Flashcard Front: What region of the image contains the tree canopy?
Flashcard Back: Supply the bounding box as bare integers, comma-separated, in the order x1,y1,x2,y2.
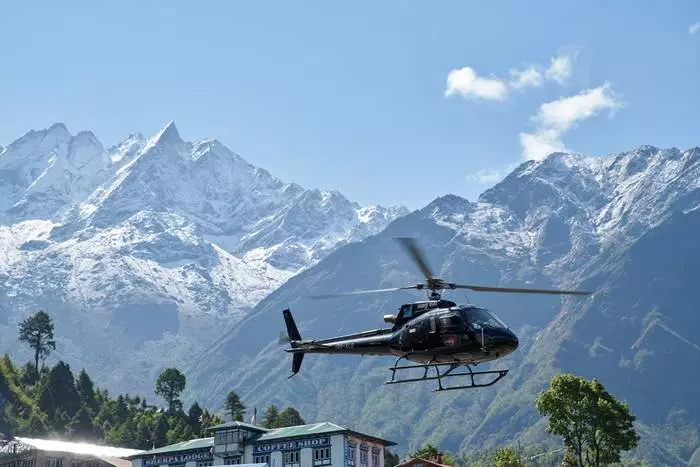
492,447,524,467
18,310,56,378
536,373,639,467
223,391,245,421
155,368,186,413
1,311,310,450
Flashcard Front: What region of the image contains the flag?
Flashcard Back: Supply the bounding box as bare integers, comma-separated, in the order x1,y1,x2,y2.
251,407,257,425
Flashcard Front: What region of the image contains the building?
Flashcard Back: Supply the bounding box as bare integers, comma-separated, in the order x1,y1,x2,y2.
0,436,144,467
127,422,395,467
393,456,451,467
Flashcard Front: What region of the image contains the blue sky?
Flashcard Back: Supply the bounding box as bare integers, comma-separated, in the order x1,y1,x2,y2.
1,1,698,210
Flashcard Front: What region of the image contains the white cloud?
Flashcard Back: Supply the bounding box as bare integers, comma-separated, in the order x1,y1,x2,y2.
519,129,567,161
545,53,576,84
690,22,700,34
446,50,578,105
519,83,624,161
508,65,543,90
466,163,520,184
466,169,505,183
445,66,509,101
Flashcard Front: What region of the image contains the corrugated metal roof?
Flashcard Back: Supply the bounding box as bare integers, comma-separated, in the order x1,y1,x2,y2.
13,437,144,458
130,421,396,458
130,438,214,457
208,421,268,432
254,423,395,445
256,423,346,441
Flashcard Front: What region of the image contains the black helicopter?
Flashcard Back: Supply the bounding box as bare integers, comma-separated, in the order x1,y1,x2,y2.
282,237,591,391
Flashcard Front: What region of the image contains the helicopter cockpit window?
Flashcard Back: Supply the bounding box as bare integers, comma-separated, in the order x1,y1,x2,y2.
461,307,507,330
398,304,412,320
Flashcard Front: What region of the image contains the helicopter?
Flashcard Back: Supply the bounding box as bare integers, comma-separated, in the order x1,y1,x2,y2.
281,237,591,391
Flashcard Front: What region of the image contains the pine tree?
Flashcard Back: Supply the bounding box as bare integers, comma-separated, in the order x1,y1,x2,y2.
275,407,305,427
66,407,96,441
260,405,280,428
155,368,186,413
75,369,99,413
188,402,204,435
223,391,245,421
18,311,56,377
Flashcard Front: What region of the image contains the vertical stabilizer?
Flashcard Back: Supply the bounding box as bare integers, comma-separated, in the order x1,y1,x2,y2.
282,309,304,377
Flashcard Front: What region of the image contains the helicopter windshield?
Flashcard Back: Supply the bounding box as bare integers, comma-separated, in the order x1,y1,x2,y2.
461,307,508,330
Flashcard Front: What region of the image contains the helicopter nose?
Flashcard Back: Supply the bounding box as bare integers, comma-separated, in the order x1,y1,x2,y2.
507,329,519,352
488,328,519,353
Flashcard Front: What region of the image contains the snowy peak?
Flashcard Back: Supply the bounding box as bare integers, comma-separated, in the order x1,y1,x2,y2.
481,145,698,216
465,144,700,277
67,122,408,272
108,133,146,168
151,120,183,146
0,121,408,276
0,123,112,221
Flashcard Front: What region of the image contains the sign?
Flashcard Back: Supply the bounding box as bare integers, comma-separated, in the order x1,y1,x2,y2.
143,450,212,466
254,436,331,453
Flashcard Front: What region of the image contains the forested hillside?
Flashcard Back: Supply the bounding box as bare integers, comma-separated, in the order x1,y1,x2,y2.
0,311,306,449
2,310,656,466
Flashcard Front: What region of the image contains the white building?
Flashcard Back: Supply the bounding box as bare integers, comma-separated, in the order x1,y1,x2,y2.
0,436,144,467
127,422,394,467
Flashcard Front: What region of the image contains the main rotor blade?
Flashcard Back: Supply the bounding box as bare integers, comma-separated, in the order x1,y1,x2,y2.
394,237,434,280
309,285,420,300
452,284,592,296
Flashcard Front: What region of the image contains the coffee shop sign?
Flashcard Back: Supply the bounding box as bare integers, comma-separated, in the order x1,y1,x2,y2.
143,450,212,466
254,436,331,453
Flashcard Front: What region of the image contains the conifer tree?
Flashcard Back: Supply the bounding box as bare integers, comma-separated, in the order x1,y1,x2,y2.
18,310,56,377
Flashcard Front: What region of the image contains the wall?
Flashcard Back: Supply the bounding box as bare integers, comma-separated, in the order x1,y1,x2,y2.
344,436,384,467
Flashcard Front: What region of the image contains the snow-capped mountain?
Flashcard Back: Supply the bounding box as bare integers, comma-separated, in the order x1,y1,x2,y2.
0,121,408,393
0,123,112,222
185,144,699,463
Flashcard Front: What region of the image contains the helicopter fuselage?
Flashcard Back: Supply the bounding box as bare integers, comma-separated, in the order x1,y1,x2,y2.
283,299,519,368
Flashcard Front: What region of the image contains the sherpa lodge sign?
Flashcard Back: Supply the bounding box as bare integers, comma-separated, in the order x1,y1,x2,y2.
144,450,212,466
253,436,331,453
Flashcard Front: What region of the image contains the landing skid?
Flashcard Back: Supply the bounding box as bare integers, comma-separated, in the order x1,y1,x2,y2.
386,356,509,392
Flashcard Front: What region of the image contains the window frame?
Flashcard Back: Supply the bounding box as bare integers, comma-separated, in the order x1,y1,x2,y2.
283,450,300,467
312,446,331,467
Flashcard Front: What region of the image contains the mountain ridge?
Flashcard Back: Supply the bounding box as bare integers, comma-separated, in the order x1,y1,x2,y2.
0,121,408,397
183,142,700,465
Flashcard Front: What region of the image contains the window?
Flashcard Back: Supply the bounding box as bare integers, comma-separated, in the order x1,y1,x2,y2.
347,444,356,467
197,462,213,467
254,455,270,465
359,449,368,467
371,451,379,467
399,305,412,320
283,451,300,467
462,307,507,330
313,447,331,466
224,458,241,465
46,458,62,467
216,429,245,445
